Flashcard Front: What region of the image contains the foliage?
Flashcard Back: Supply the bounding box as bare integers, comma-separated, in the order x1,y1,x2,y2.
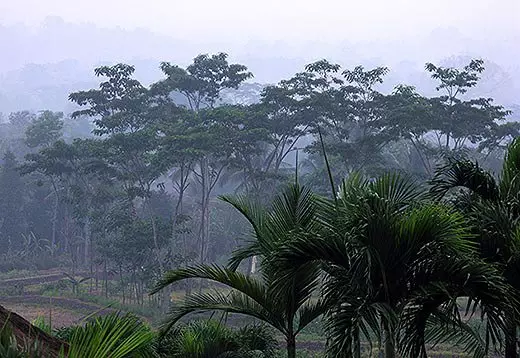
24,111,64,149
1,53,520,357
31,316,52,335
0,150,26,252
155,319,277,357
152,184,326,358
59,312,155,358
430,136,520,357
273,174,510,358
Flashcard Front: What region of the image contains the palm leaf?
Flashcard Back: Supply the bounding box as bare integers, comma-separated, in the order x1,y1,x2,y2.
160,290,286,337
66,312,154,358
430,159,499,201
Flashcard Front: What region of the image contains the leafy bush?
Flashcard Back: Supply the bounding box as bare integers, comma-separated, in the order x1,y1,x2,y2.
156,319,277,357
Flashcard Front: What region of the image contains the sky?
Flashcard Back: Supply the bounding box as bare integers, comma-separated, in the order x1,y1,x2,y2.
1,0,519,44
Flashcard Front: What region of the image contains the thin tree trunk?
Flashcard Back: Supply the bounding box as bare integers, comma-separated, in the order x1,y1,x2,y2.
119,265,125,304
104,260,108,298
63,203,70,254
199,157,209,265
384,325,396,358
51,186,58,256
286,334,296,358
505,313,517,358
172,168,188,299
149,202,169,311
95,264,98,293
89,257,93,294
197,158,211,293
83,215,91,267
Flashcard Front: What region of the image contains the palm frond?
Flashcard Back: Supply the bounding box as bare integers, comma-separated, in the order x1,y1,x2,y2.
430,159,499,201
160,290,285,336
151,265,268,306
219,194,265,240
295,299,329,334
66,312,154,358
369,172,423,208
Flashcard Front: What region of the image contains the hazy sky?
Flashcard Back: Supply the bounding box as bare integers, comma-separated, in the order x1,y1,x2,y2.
1,0,518,43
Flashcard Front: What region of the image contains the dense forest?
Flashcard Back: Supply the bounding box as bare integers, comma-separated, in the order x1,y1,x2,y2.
1,52,520,357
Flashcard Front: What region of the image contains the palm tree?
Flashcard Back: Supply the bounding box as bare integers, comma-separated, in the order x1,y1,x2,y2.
156,319,276,357
274,173,510,358
430,137,520,358
151,184,328,358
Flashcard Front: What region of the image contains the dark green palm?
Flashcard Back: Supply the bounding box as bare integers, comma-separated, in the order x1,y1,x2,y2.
431,137,520,357
274,173,508,358
152,184,326,358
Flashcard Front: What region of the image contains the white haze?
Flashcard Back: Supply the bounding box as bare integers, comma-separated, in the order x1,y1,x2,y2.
0,0,518,113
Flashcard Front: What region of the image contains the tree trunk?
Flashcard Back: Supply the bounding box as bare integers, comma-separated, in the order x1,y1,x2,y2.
83,215,91,267
51,189,58,256
197,158,211,293
505,313,517,358
104,260,108,298
63,203,70,254
286,334,296,358
384,326,396,358
119,265,125,304
199,157,210,265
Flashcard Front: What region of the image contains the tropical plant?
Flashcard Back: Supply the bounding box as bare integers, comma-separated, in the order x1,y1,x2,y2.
430,136,520,357
155,319,276,357
59,312,155,358
31,316,52,335
152,184,327,358
62,272,92,295
273,173,510,358
0,323,31,358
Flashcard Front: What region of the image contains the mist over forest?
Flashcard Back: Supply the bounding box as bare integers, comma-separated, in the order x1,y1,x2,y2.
1,2,520,357
0,16,519,114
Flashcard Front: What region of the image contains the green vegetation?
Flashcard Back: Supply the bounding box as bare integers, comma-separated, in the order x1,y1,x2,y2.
0,53,519,357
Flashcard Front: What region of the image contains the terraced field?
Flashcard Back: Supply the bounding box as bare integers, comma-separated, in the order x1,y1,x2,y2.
0,270,137,328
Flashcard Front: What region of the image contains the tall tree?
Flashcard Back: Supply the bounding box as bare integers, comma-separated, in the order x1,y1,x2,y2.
22,110,64,254
152,184,327,358
430,136,520,358
383,59,515,176
0,151,26,252
154,53,252,265
25,110,64,149
275,174,510,357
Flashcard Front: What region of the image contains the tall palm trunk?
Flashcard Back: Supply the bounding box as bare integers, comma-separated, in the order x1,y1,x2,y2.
286,333,296,358
505,313,517,358
384,323,396,358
